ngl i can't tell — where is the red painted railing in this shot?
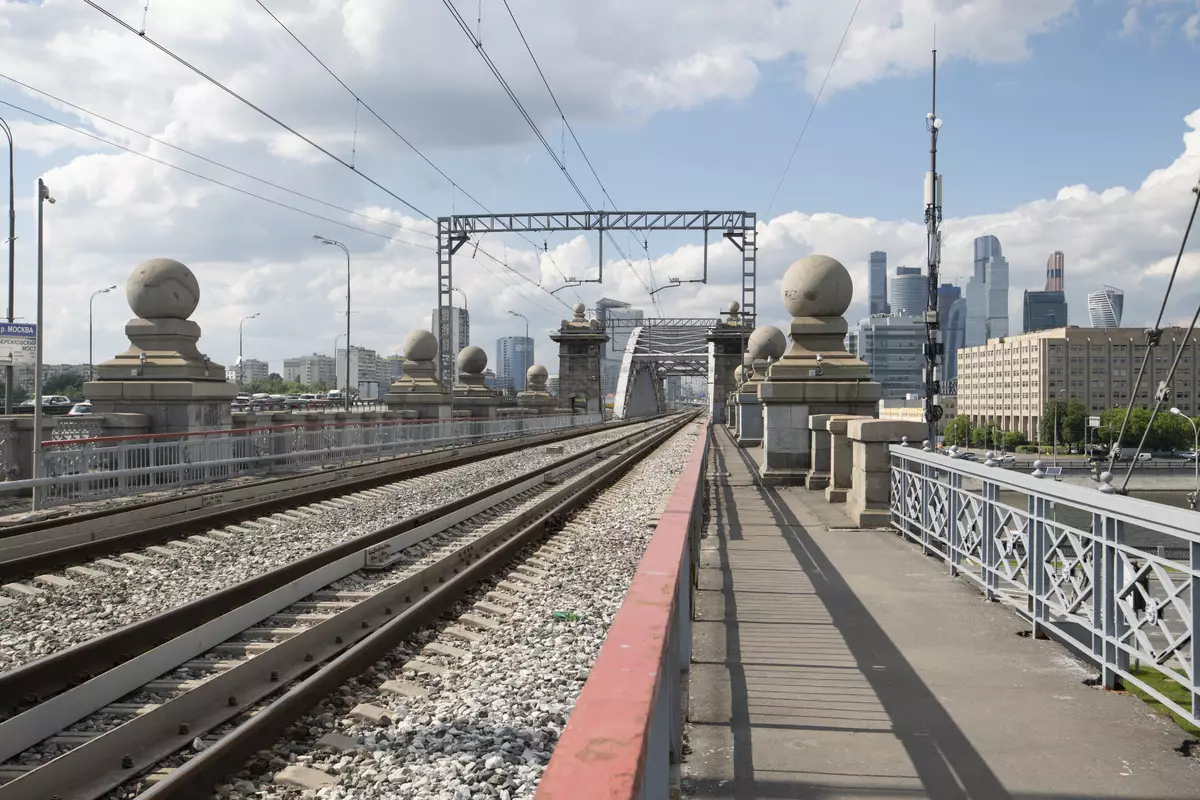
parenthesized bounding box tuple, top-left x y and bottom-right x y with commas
(537, 421, 709, 799)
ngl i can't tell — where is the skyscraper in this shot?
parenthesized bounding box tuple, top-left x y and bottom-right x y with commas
(869, 251, 889, 315)
(1088, 286, 1125, 328)
(938, 284, 965, 385)
(888, 266, 925, 316)
(1045, 251, 1064, 292)
(965, 275, 988, 347)
(1022, 290, 1068, 333)
(973, 235, 1010, 339)
(430, 306, 470, 361)
(495, 336, 534, 391)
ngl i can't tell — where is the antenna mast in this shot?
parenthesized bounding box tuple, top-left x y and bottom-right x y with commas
(923, 49, 944, 450)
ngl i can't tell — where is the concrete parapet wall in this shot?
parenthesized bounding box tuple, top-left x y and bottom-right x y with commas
(846, 419, 927, 527)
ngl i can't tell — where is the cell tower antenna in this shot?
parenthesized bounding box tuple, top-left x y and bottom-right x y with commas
(922, 48, 944, 450)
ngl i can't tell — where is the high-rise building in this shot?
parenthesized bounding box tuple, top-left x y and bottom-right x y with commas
(1045, 251, 1064, 292)
(1088, 286, 1124, 328)
(857, 314, 927, 399)
(335, 346, 382, 392)
(1022, 290, 1068, 333)
(383, 355, 405, 384)
(430, 306, 470, 361)
(496, 336, 534, 391)
(965, 275, 988, 347)
(869, 251, 888, 315)
(283, 354, 337, 387)
(937, 284, 965, 385)
(957, 326, 1200, 439)
(973, 235, 1010, 339)
(227, 358, 269, 386)
(888, 266, 924, 316)
(844, 329, 859, 358)
(596, 298, 644, 397)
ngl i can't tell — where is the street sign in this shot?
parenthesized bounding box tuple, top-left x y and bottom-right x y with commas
(1088, 416, 1101, 428)
(0, 322, 36, 366)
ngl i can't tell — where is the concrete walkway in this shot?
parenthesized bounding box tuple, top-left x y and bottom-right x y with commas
(683, 427, 1200, 800)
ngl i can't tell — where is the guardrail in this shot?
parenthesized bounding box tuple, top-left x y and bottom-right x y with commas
(11, 413, 603, 509)
(889, 445, 1200, 727)
(537, 421, 709, 800)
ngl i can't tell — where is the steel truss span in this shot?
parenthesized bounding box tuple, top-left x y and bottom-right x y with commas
(436, 210, 757, 386)
(614, 321, 715, 419)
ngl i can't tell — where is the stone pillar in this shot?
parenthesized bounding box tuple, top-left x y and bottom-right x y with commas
(84, 258, 237, 434)
(825, 415, 868, 503)
(550, 303, 608, 415)
(705, 302, 747, 422)
(757, 255, 882, 485)
(384, 330, 452, 419)
(806, 413, 836, 490)
(518, 365, 559, 416)
(452, 346, 499, 420)
(735, 325, 785, 448)
(846, 418, 927, 527)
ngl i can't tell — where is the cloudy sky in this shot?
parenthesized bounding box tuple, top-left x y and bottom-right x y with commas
(0, 0, 1198, 376)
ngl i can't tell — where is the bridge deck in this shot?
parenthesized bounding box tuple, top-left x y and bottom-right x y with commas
(684, 427, 1200, 799)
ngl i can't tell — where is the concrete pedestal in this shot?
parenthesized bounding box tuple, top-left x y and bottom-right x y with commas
(846, 418, 927, 527)
(805, 413, 836, 490)
(85, 379, 236, 433)
(384, 337, 451, 420)
(758, 381, 880, 486)
(451, 394, 498, 419)
(705, 309, 748, 422)
(551, 305, 608, 414)
(734, 392, 762, 447)
(517, 395, 559, 415)
(825, 415, 868, 503)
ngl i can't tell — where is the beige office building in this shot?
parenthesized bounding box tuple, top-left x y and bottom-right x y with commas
(957, 327, 1200, 440)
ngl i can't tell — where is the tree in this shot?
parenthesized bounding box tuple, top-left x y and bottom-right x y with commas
(1040, 399, 1085, 446)
(1003, 430, 1027, 449)
(1096, 407, 1196, 452)
(942, 416, 970, 446)
(44, 372, 86, 398)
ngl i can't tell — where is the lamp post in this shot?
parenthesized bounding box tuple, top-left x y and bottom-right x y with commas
(1, 117, 13, 415)
(89, 285, 117, 381)
(1170, 407, 1199, 510)
(32, 178, 53, 511)
(1053, 388, 1066, 466)
(238, 312, 260, 387)
(313, 235, 351, 411)
(508, 310, 529, 390)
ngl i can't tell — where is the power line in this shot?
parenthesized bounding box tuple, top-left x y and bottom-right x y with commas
(82, 0, 432, 220)
(764, 0, 863, 219)
(0, 98, 432, 249)
(0, 72, 434, 240)
(252, 0, 579, 304)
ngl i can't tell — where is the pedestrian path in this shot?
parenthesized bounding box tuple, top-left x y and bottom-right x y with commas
(683, 426, 1200, 799)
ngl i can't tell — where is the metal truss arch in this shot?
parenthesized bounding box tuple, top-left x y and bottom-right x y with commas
(612, 319, 718, 419)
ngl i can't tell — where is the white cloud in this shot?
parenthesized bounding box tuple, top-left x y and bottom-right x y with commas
(1120, 0, 1200, 41)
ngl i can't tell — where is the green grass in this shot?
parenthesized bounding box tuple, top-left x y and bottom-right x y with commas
(1121, 666, 1200, 737)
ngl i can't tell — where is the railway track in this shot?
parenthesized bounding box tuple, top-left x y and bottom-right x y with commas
(0, 415, 647, 582)
(0, 413, 695, 799)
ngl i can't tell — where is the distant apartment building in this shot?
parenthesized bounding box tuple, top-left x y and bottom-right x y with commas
(868, 251, 889, 315)
(11, 363, 90, 389)
(382, 355, 405, 385)
(335, 346, 382, 391)
(957, 326, 1200, 440)
(227, 358, 269, 386)
(1088, 286, 1124, 328)
(283, 353, 337, 387)
(857, 315, 927, 400)
(430, 306, 470, 360)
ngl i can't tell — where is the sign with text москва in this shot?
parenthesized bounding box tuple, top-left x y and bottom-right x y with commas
(0, 323, 37, 366)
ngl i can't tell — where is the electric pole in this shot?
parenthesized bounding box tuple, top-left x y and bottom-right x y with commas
(923, 49, 945, 450)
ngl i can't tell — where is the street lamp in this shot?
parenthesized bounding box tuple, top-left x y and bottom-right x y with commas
(453, 287, 467, 311)
(238, 312, 260, 387)
(313, 235, 351, 411)
(508, 310, 529, 390)
(32, 178, 54, 511)
(89, 285, 117, 381)
(1, 117, 14, 415)
(1053, 388, 1066, 466)
(1170, 407, 1199, 511)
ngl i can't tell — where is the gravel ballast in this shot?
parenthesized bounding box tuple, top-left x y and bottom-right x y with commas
(0, 423, 653, 673)
(224, 421, 703, 800)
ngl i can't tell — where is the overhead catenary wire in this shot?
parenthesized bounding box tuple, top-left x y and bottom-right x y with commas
(0, 72, 434, 239)
(764, 0, 863, 219)
(0, 98, 433, 249)
(252, 0, 579, 304)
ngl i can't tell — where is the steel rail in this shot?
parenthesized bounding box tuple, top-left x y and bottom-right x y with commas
(0, 417, 645, 582)
(0, 414, 694, 800)
(0, 417, 663, 717)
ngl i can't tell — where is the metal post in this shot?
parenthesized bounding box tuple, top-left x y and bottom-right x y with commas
(1, 118, 13, 415)
(90, 286, 118, 382)
(313, 235, 351, 411)
(32, 178, 52, 510)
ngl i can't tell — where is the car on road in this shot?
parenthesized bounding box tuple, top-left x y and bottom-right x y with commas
(958, 452, 978, 461)
(998, 454, 1016, 465)
(66, 402, 92, 416)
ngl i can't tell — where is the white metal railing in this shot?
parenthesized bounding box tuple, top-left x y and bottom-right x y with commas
(12, 413, 604, 508)
(890, 445, 1200, 727)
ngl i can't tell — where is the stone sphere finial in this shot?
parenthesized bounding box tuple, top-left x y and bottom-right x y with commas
(733, 365, 746, 383)
(728, 300, 740, 314)
(780, 254, 853, 318)
(126, 258, 200, 320)
(747, 325, 786, 361)
(457, 345, 486, 374)
(572, 302, 586, 321)
(402, 329, 438, 362)
(527, 363, 548, 382)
